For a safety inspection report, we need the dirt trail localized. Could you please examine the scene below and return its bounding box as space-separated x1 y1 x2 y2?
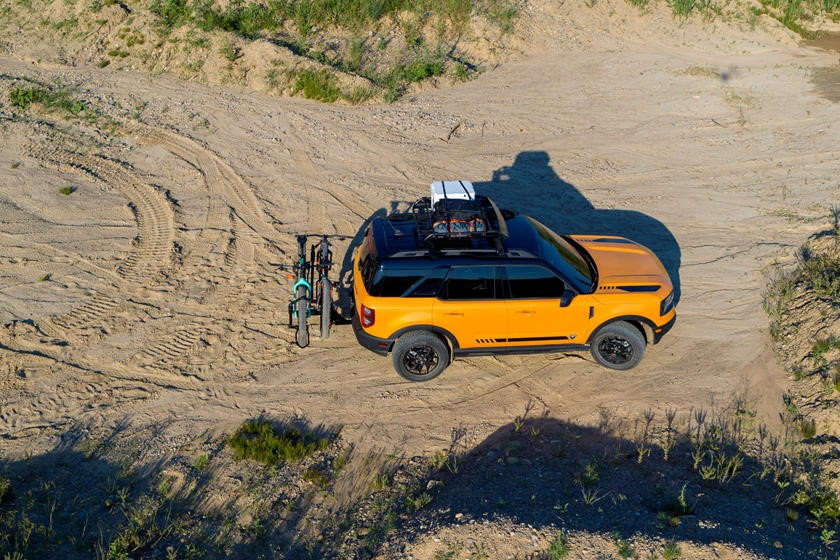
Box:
1 7 839 466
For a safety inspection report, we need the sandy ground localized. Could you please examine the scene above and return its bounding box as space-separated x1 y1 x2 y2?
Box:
1 0 838 488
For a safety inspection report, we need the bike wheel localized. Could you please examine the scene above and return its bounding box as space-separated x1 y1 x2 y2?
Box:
320 277 331 339
296 284 309 348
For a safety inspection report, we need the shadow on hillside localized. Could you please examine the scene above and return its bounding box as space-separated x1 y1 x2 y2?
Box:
387 414 828 560
6 410 831 559
0 417 347 560
474 152 682 303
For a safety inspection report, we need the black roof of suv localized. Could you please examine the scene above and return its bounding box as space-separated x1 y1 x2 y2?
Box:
360 194 597 295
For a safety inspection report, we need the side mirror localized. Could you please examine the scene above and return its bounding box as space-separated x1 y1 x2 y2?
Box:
559 290 575 308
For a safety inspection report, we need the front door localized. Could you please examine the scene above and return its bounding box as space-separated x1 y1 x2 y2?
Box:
503 265 590 348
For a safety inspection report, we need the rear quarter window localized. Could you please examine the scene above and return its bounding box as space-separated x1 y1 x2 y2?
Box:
358 228 378 293
371 271 424 297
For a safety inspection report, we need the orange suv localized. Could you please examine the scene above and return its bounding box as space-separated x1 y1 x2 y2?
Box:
352 181 676 381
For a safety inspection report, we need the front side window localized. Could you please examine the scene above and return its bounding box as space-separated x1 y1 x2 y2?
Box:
505 265 565 299
442 266 496 300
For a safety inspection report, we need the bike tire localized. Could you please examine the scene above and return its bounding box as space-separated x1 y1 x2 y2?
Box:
296 284 309 348
320 277 331 339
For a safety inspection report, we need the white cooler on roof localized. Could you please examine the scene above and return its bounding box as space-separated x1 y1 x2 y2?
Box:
430 180 475 207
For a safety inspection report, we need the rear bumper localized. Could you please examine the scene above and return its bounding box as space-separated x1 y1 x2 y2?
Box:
352 314 394 356
653 313 676 344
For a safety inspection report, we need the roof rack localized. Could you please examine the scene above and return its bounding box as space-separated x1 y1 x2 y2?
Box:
385 181 508 253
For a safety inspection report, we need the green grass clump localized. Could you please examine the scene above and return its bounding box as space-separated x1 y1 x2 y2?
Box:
150 0 192 29
381 53 446 101
194 0 287 38
0 475 10 503
662 540 682 559
800 255 840 299
8 86 46 109
58 186 76 196
8 86 86 115
752 0 839 36
546 529 570 559
227 418 329 464
289 67 342 102
670 0 696 16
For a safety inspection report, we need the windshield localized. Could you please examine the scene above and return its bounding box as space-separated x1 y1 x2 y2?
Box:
523 216 596 292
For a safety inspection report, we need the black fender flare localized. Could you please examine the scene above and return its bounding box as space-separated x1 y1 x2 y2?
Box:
388 324 460 352
587 316 655 345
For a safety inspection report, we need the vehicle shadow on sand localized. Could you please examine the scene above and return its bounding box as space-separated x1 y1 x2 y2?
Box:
473 151 682 303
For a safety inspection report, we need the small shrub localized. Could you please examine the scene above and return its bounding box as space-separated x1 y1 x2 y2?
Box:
546 529 570 559
38 273 52 282
481 0 519 33
406 491 432 511
453 62 469 81
670 0 696 16
150 0 191 29
227 418 329 465
663 540 681 559
290 68 341 102
811 336 840 367
302 467 331 487
220 41 241 62
371 473 390 491
616 539 636 558
402 56 445 83
808 490 840 525
9 86 87 116
830 205 840 235
343 85 376 104
0 475 11 503
9 87 45 109
97 58 110 68
58 186 76 195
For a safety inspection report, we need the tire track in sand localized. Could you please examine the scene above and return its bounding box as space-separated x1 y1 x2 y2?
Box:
26 138 175 333
124 126 286 372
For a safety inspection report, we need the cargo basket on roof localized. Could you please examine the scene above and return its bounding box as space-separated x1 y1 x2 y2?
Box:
389 181 509 250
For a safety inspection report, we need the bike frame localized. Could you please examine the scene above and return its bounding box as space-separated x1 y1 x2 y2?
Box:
311 235 334 316
288 235 312 325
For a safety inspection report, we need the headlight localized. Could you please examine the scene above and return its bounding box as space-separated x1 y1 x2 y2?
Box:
660 291 675 316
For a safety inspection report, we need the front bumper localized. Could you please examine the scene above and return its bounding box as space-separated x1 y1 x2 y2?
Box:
352 313 394 356
653 313 676 344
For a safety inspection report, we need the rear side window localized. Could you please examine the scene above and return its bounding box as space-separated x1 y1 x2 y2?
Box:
442 266 497 300
370 270 423 297
358 228 378 293
504 265 565 299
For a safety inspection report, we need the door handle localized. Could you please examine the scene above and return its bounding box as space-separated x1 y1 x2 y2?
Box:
444 312 464 317
516 310 535 315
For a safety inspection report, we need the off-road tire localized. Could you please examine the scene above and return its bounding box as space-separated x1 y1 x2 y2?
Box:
392 331 450 382
590 321 645 370
320 277 331 339
295 285 309 348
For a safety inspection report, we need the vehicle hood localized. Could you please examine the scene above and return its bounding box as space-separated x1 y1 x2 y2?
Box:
570 235 672 294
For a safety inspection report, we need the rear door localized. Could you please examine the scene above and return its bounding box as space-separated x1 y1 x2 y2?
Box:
503 265 590 347
433 266 507 350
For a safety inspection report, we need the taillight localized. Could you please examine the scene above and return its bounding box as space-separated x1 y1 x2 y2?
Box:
361 304 375 328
